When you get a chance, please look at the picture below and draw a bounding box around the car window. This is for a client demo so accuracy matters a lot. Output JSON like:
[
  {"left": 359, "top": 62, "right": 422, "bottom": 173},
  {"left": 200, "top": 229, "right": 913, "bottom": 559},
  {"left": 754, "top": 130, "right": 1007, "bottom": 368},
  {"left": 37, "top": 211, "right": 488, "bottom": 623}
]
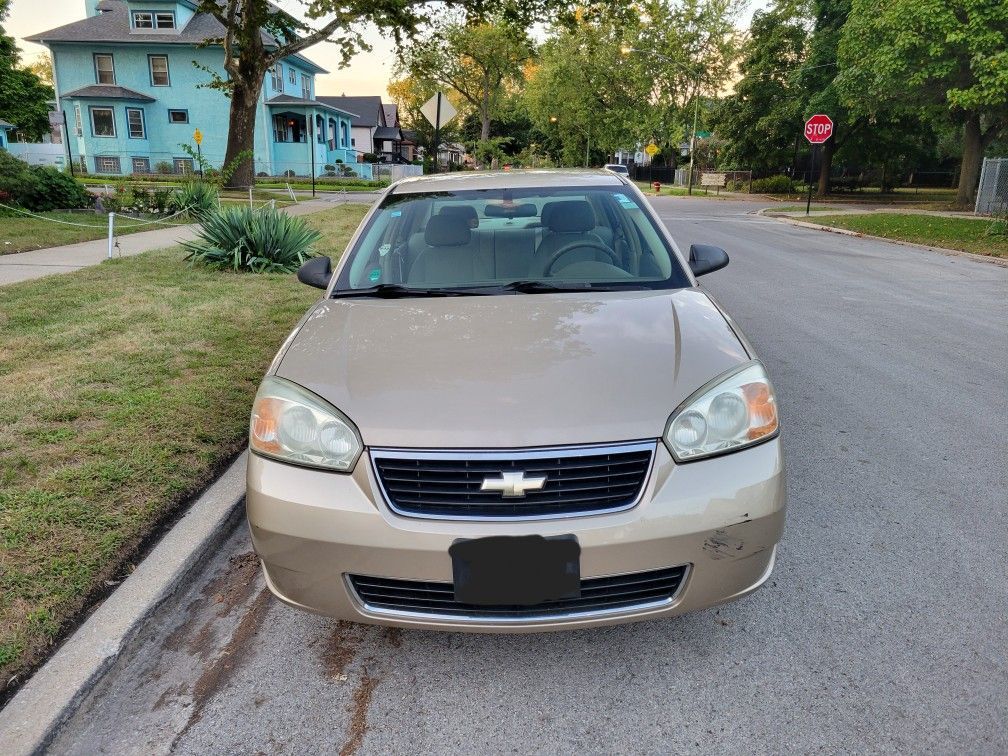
[{"left": 334, "top": 186, "right": 690, "bottom": 293}]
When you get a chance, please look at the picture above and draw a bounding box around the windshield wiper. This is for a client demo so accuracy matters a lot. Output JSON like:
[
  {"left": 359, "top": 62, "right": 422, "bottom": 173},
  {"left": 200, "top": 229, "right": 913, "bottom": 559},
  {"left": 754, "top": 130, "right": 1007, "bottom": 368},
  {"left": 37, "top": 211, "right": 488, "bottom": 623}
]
[
  {"left": 331, "top": 284, "right": 494, "bottom": 299},
  {"left": 500, "top": 280, "right": 647, "bottom": 294}
]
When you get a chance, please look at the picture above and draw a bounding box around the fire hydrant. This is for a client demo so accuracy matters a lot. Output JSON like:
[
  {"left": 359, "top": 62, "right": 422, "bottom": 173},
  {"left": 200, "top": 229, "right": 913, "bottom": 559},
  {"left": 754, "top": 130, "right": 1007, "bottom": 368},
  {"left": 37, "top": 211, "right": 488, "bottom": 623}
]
[{"left": 652, "top": 181, "right": 661, "bottom": 195}]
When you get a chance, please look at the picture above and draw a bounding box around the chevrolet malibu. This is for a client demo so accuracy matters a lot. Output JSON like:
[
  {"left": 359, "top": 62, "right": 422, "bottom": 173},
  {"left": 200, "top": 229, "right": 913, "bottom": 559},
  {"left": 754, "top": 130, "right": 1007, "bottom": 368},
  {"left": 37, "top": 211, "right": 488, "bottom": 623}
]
[{"left": 247, "top": 170, "right": 785, "bottom": 631}]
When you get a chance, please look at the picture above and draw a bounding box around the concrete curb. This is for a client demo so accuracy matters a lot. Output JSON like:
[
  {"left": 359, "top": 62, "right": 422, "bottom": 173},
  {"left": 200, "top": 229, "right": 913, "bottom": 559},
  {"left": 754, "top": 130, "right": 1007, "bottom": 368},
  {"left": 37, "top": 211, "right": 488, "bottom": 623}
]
[
  {"left": 0, "top": 452, "right": 248, "bottom": 755},
  {"left": 763, "top": 212, "right": 1008, "bottom": 268}
]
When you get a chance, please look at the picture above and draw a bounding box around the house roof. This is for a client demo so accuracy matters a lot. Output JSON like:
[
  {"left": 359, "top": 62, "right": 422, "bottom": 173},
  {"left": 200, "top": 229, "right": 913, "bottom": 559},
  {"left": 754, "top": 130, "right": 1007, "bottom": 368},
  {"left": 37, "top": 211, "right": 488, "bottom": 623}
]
[
  {"left": 382, "top": 104, "right": 398, "bottom": 126},
  {"left": 62, "top": 84, "right": 156, "bottom": 102},
  {"left": 401, "top": 129, "right": 418, "bottom": 144},
  {"left": 265, "top": 95, "right": 357, "bottom": 117},
  {"left": 373, "top": 126, "right": 402, "bottom": 142},
  {"left": 316, "top": 96, "right": 384, "bottom": 128},
  {"left": 26, "top": 0, "right": 328, "bottom": 74}
]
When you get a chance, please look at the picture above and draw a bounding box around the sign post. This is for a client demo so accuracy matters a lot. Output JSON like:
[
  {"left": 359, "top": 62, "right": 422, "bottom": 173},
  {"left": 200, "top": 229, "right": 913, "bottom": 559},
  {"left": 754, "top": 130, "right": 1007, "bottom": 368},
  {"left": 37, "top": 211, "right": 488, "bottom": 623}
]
[
  {"left": 193, "top": 128, "right": 204, "bottom": 179},
  {"left": 421, "top": 92, "right": 457, "bottom": 175},
  {"left": 803, "top": 114, "right": 833, "bottom": 215}
]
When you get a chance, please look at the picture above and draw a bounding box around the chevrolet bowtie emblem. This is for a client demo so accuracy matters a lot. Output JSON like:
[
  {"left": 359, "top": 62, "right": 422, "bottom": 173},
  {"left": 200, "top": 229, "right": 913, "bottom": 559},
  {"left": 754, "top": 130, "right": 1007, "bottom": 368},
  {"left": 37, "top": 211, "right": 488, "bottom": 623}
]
[{"left": 480, "top": 471, "right": 547, "bottom": 498}]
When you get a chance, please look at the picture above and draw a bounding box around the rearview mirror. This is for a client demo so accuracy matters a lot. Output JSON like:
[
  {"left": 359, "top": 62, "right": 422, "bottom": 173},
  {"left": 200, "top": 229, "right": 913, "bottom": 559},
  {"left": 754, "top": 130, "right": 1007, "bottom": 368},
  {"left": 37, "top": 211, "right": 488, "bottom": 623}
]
[
  {"left": 688, "top": 244, "right": 729, "bottom": 277},
  {"left": 297, "top": 256, "right": 332, "bottom": 289}
]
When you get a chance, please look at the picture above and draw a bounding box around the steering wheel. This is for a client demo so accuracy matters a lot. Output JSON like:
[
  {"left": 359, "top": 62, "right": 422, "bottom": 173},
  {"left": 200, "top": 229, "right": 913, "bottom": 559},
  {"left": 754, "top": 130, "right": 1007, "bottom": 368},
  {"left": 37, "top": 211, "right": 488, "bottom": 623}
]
[{"left": 543, "top": 239, "right": 621, "bottom": 277}]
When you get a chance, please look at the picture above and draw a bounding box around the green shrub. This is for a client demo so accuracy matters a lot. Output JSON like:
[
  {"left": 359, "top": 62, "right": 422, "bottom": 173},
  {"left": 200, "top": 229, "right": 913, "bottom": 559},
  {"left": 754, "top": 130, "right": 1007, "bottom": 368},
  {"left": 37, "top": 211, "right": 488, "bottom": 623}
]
[
  {"left": 172, "top": 181, "right": 219, "bottom": 219},
  {"left": 181, "top": 206, "right": 322, "bottom": 273},
  {"left": 0, "top": 151, "right": 92, "bottom": 211},
  {"left": 155, "top": 161, "right": 173, "bottom": 175},
  {"left": 750, "top": 175, "right": 796, "bottom": 194}
]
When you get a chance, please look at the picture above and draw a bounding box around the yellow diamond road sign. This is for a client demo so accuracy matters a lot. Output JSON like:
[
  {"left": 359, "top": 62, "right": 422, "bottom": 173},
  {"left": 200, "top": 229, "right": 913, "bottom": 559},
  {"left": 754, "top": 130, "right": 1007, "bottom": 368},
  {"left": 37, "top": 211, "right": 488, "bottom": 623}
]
[
  {"left": 645, "top": 143, "right": 659, "bottom": 157},
  {"left": 193, "top": 129, "right": 203, "bottom": 145}
]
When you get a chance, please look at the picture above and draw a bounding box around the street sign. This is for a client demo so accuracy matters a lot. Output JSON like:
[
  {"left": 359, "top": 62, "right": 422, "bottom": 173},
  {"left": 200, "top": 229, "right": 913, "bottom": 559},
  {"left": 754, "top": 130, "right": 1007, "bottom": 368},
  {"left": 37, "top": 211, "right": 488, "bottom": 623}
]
[
  {"left": 645, "top": 143, "right": 659, "bottom": 157},
  {"left": 421, "top": 92, "right": 457, "bottom": 129},
  {"left": 804, "top": 114, "right": 833, "bottom": 144},
  {"left": 193, "top": 128, "right": 203, "bottom": 145}
]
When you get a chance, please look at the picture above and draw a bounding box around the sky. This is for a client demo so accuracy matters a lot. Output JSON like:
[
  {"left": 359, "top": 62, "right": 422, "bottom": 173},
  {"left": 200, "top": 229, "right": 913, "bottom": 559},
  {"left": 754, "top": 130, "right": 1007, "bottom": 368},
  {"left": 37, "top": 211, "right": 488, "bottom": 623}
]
[{"left": 8, "top": 0, "right": 768, "bottom": 101}]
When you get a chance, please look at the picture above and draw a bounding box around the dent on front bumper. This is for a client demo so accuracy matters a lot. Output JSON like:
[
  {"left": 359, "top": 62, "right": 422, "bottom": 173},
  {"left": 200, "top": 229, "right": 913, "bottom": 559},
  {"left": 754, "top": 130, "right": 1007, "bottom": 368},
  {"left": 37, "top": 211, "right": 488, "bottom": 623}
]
[{"left": 246, "top": 438, "right": 786, "bottom": 632}]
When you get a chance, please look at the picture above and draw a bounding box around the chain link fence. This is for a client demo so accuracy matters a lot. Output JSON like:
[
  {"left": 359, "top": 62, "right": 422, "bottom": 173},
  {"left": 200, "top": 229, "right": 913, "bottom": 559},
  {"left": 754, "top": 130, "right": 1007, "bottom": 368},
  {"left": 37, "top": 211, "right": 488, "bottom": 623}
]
[{"left": 975, "top": 158, "right": 1008, "bottom": 217}]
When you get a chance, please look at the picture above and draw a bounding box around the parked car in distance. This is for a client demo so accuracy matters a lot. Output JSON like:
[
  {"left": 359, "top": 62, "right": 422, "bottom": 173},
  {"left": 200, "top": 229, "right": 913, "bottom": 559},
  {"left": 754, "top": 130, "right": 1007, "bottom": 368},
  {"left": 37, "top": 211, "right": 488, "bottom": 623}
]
[
  {"left": 604, "top": 163, "right": 630, "bottom": 175},
  {"left": 247, "top": 169, "right": 785, "bottom": 632}
]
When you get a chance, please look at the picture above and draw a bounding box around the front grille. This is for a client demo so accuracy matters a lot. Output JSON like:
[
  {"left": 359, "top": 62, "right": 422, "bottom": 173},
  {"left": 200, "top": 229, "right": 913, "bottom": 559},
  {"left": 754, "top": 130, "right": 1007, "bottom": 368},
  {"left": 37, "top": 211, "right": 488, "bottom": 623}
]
[
  {"left": 371, "top": 442, "right": 655, "bottom": 520},
  {"left": 347, "top": 565, "right": 688, "bottom": 621}
]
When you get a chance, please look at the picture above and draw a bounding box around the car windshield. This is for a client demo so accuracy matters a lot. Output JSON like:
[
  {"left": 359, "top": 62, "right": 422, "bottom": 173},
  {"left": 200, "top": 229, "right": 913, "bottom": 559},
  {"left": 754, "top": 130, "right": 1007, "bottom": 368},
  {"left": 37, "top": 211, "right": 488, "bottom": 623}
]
[{"left": 332, "top": 185, "right": 691, "bottom": 296}]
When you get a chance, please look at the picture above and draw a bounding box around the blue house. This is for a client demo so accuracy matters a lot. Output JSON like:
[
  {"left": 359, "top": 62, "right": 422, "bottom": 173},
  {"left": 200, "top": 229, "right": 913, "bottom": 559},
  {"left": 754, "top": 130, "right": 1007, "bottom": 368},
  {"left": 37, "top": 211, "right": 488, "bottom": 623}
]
[
  {"left": 27, "top": 0, "right": 371, "bottom": 179},
  {"left": 0, "top": 120, "right": 15, "bottom": 150}
]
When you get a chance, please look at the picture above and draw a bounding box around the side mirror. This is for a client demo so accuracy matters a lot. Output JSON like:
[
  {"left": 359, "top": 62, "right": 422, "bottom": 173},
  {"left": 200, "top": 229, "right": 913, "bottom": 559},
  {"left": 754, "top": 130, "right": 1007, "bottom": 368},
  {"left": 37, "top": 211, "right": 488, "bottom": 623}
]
[
  {"left": 297, "top": 256, "right": 332, "bottom": 289},
  {"left": 688, "top": 244, "right": 729, "bottom": 277}
]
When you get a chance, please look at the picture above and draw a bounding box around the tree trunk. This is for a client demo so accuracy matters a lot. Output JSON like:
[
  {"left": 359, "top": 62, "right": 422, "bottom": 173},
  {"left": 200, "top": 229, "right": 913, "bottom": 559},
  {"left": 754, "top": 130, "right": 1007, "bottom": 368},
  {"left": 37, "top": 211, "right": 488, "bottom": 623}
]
[
  {"left": 480, "top": 113, "right": 490, "bottom": 142},
  {"left": 955, "top": 113, "right": 983, "bottom": 209},
  {"left": 224, "top": 80, "right": 261, "bottom": 190},
  {"left": 817, "top": 137, "right": 835, "bottom": 197}
]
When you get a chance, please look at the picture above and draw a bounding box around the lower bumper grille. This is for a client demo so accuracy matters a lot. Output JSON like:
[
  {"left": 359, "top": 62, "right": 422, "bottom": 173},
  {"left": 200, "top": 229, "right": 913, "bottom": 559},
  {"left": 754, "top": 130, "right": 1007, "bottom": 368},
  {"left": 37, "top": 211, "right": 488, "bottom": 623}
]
[{"left": 347, "top": 565, "right": 689, "bottom": 621}]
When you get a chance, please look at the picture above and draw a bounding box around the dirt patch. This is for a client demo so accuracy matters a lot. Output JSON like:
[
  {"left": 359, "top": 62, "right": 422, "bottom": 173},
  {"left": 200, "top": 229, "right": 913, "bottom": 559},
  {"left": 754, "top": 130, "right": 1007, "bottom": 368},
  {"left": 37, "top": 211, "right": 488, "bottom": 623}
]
[
  {"left": 340, "top": 665, "right": 381, "bottom": 756},
  {"left": 322, "top": 621, "right": 364, "bottom": 680},
  {"left": 384, "top": 627, "right": 402, "bottom": 648},
  {"left": 173, "top": 587, "right": 272, "bottom": 746}
]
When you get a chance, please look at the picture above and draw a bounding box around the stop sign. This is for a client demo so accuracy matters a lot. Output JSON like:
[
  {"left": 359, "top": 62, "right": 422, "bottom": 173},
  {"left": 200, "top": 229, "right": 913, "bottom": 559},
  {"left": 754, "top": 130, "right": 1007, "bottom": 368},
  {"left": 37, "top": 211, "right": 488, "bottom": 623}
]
[{"left": 804, "top": 114, "right": 833, "bottom": 144}]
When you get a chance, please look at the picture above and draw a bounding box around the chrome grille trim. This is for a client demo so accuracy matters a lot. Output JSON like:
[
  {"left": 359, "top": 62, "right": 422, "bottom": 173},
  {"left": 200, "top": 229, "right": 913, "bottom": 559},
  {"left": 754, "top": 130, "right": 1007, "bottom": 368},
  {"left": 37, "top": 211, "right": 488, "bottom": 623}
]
[
  {"left": 344, "top": 564, "right": 691, "bottom": 624},
  {"left": 369, "top": 441, "right": 657, "bottom": 521}
]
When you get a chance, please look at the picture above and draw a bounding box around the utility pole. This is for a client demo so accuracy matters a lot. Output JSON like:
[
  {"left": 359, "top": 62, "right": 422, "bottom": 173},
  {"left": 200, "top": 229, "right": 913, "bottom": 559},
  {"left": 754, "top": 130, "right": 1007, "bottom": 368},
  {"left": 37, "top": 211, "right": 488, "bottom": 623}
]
[{"left": 687, "top": 74, "right": 700, "bottom": 195}]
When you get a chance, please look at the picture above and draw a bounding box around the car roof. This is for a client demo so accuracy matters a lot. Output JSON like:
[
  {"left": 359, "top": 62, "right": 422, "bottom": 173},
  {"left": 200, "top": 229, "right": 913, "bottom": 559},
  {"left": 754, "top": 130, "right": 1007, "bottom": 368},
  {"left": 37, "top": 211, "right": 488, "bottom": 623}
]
[{"left": 389, "top": 169, "right": 626, "bottom": 194}]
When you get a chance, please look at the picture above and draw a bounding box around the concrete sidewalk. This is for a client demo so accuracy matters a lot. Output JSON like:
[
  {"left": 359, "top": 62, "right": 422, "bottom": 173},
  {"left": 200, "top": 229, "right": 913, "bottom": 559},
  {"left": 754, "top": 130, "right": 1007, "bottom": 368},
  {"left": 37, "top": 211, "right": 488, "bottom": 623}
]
[{"left": 0, "top": 198, "right": 359, "bottom": 287}]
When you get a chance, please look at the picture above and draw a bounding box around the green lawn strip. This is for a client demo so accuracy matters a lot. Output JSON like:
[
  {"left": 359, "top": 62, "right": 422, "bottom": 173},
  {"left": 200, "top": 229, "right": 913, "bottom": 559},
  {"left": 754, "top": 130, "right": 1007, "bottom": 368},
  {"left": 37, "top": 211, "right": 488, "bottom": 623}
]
[
  {"left": 0, "top": 203, "right": 368, "bottom": 690},
  {"left": 809, "top": 213, "right": 1007, "bottom": 257},
  {"left": 0, "top": 211, "right": 160, "bottom": 255}
]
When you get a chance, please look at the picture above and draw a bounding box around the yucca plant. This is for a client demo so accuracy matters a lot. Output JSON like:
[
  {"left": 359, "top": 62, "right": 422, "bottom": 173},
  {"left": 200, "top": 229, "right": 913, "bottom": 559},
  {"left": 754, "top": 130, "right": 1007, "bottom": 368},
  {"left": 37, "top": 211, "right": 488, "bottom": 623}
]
[
  {"left": 181, "top": 205, "right": 323, "bottom": 273},
  {"left": 172, "top": 181, "right": 219, "bottom": 219}
]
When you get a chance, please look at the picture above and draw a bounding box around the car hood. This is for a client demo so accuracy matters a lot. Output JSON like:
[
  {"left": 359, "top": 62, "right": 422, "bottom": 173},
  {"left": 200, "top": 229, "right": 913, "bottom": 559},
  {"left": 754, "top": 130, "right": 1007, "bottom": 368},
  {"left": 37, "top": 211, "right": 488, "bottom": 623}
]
[{"left": 276, "top": 289, "right": 749, "bottom": 448}]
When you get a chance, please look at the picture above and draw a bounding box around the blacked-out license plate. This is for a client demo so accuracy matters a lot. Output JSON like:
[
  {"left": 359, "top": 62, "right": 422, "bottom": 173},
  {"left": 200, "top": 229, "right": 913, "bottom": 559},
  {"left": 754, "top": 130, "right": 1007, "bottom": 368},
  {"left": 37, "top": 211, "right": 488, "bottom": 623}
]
[{"left": 449, "top": 535, "right": 581, "bottom": 606}]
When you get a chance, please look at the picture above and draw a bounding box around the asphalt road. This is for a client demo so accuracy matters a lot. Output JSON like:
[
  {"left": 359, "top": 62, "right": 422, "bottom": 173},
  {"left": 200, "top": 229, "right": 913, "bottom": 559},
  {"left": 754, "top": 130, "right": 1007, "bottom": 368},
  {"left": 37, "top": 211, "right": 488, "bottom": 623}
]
[{"left": 51, "top": 196, "right": 1007, "bottom": 755}]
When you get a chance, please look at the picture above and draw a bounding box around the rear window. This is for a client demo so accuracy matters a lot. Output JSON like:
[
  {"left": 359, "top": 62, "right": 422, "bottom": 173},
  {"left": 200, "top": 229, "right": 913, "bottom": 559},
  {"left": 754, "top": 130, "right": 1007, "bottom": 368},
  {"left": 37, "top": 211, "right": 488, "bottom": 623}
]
[{"left": 335, "top": 186, "right": 690, "bottom": 293}]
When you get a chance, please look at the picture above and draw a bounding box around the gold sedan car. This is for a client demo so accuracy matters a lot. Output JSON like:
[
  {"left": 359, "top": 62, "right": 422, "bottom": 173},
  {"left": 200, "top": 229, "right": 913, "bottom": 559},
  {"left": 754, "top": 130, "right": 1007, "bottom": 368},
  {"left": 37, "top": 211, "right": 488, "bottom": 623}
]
[{"left": 246, "top": 170, "right": 785, "bottom": 632}]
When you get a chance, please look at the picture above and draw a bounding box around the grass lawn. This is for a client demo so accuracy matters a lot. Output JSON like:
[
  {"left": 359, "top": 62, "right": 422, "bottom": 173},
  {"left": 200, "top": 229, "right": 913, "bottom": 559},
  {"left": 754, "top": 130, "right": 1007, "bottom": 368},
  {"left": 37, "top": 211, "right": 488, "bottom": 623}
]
[
  {"left": 0, "top": 211, "right": 161, "bottom": 255},
  {"left": 809, "top": 213, "right": 1007, "bottom": 257},
  {"left": 0, "top": 203, "right": 369, "bottom": 695}
]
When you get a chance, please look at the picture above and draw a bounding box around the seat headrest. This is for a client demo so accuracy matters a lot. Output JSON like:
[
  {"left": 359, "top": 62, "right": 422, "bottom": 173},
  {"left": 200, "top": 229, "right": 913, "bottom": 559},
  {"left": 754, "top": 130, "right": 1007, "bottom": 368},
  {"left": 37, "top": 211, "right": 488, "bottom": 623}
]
[
  {"left": 439, "top": 205, "right": 479, "bottom": 228},
  {"left": 425, "top": 214, "right": 471, "bottom": 246},
  {"left": 546, "top": 200, "right": 595, "bottom": 233}
]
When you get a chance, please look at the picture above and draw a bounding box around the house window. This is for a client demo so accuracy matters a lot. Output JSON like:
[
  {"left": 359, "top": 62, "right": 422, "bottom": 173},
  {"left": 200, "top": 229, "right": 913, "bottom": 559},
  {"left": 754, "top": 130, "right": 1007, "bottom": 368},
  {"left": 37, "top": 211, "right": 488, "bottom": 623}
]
[
  {"left": 90, "top": 107, "right": 116, "bottom": 137},
  {"left": 173, "top": 157, "right": 194, "bottom": 174},
  {"left": 149, "top": 55, "right": 170, "bottom": 86},
  {"left": 133, "top": 11, "right": 174, "bottom": 29},
  {"left": 94, "top": 54, "right": 115, "bottom": 85},
  {"left": 132, "top": 157, "right": 151, "bottom": 174},
  {"left": 168, "top": 109, "right": 189, "bottom": 124},
  {"left": 350, "top": 137, "right": 355, "bottom": 147},
  {"left": 95, "top": 156, "right": 121, "bottom": 174},
  {"left": 74, "top": 104, "right": 83, "bottom": 136},
  {"left": 272, "top": 114, "right": 288, "bottom": 143},
  {"left": 271, "top": 65, "right": 283, "bottom": 91},
  {"left": 126, "top": 108, "right": 146, "bottom": 139},
  {"left": 301, "top": 76, "right": 311, "bottom": 100},
  {"left": 289, "top": 67, "right": 297, "bottom": 85}
]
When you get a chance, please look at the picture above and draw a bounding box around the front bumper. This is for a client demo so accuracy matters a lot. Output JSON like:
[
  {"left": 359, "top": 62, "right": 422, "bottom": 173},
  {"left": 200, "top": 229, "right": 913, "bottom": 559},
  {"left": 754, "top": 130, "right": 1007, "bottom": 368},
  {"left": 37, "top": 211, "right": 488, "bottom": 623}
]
[{"left": 246, "top": 438, "right": 786, "bottom": 632}]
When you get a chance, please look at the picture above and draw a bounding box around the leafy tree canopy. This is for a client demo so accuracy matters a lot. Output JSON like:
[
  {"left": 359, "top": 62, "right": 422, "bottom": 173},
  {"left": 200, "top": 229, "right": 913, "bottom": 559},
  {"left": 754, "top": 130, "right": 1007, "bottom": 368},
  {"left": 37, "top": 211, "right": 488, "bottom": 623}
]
[{"left": 0, "top": 0, "right": 55, "bottom": 140}]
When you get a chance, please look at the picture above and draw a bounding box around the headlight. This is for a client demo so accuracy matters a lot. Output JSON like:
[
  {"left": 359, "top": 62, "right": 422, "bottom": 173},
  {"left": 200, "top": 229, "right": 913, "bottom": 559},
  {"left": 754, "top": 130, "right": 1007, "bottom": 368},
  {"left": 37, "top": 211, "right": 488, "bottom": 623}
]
[
  {"left": 249, "top": 376, "right": 363, "bottom": 472},
  {"left": 664, "top": 362, "right": 779, "bottom": 462}
]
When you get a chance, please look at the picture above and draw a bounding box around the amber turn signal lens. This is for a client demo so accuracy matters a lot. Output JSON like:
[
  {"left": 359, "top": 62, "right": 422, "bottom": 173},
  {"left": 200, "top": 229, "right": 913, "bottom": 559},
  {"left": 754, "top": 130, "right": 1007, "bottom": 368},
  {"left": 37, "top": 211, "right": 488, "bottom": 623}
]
[{"left": 742, "top": 382, "right": 778, "bottom": 440}]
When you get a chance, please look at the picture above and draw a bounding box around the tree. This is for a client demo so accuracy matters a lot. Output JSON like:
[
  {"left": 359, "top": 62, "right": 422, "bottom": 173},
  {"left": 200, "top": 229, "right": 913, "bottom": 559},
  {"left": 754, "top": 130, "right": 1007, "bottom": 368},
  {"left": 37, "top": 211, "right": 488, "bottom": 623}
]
[
  {"left": 27, "top": 53, "right": 53, "bottom": 86},
  {"left": 387, "top": 74, "right": 463, "bottom": 157},
  {"left": 0, "top": 0, "right": 54, "bottom": 140},
  {"left": 715, "top": 3, "right": 807, "bottom": 175},
  {"left": 194, "top": 0, "right": 563, "bottom": 189},
  {"left": 524, "top": 9, "right": 652, "bottom": 165},
  {"left": 396, "top": 14, "right": 532, "bottom": 142},
  {"left": 838, "top": 0, "right": 1008, "bottom": 207}
]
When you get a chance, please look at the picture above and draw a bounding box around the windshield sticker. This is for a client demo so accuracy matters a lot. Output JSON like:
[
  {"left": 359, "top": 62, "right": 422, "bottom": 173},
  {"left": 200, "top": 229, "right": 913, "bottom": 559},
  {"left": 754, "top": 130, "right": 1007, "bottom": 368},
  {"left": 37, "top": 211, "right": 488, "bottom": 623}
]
[
  {"left": 614, "top": 193, "right": 637, "bottom": 209},
  {"left": 390, "top": 210, "right": 402, "bottom": 217},
  {"left": 379, "top": 243, "right": 391, "bottom": 256},
  {"left": 368, "top": 268, "right": 381, "bottom": 283}
]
